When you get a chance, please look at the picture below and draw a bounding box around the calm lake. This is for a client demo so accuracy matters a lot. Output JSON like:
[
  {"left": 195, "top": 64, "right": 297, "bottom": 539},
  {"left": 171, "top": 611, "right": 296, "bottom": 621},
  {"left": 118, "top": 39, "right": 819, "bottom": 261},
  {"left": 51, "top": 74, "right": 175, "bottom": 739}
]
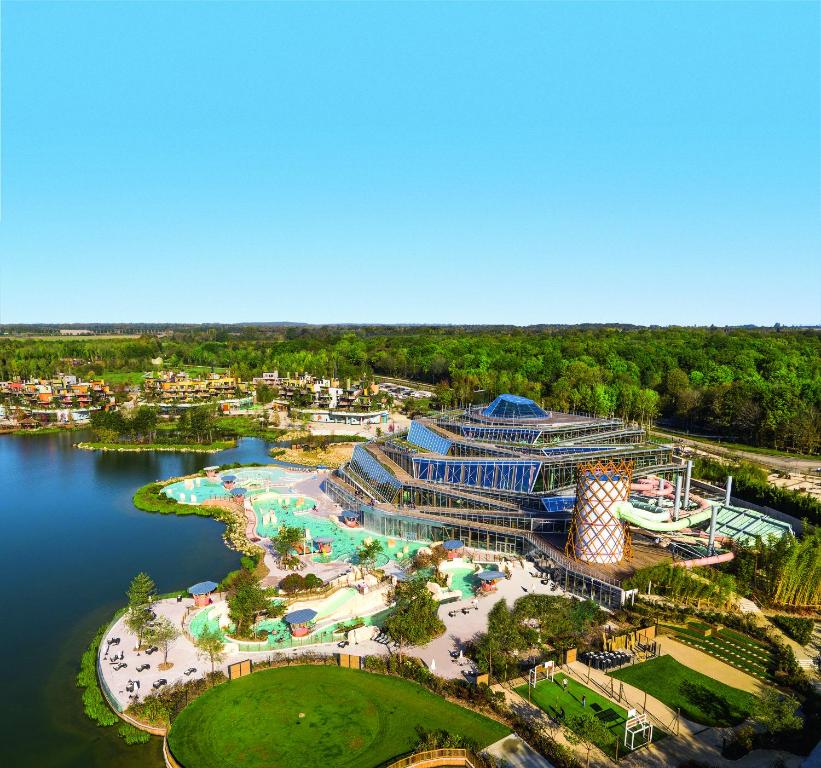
[{"left": 0, "top": 431, "right": 275, "bottom": 766}]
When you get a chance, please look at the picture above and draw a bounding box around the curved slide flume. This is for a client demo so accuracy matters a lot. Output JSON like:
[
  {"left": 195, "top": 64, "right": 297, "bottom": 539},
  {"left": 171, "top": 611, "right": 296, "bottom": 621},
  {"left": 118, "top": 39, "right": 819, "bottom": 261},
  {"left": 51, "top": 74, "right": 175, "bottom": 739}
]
[{"left": 612, "top": 501, "right": 714, "bottom": 532}]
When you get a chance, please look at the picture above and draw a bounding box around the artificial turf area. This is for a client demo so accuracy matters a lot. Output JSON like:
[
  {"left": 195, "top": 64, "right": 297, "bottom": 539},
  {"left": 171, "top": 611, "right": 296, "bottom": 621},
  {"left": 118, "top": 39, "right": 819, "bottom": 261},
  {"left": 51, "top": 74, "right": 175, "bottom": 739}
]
[
  {"left": 167, "top": 666, "right": 509, "bottom": 768},
  {"left": 609, "top": 655, "right": 754, "bottom": 727},
  {"left": 514, "top": 673, "right": 646, "bottom": 758}
]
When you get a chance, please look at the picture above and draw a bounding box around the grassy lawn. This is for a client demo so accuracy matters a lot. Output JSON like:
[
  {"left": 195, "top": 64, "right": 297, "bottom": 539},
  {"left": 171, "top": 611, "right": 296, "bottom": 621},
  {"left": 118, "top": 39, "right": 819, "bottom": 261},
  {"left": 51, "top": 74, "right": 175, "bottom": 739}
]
[
  {"left": 514, "top": 673, "right": 650, "bottom": 758},
  {"left": 97, "top": 370, "right": 147, "bottom": 386},
  {"left": 610, "top": 655, "right": 754, "bottom": 727},
  {"left": 216, "top": 415, "right": 286, "bottom": 440},
  {"left": 167, "top": 666, "right": 509, "bottom": 768}
]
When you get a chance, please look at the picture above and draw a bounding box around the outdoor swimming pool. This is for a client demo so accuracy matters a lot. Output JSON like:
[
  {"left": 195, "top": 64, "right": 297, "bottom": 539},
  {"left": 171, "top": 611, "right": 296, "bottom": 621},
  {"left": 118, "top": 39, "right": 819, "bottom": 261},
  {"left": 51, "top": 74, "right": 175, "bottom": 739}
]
[
  {"left": 447, "top": 566, "right": 478, "bottom": 597},
  {"left": 162, "top": 466, "right": 302, "bottom": 504}
]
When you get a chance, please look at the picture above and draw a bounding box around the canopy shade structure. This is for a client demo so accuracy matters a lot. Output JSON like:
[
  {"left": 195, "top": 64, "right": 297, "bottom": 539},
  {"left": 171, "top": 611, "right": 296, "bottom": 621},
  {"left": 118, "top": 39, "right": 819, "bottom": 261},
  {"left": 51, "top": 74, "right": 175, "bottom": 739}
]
[
  {"left": 284, "top": 609, "right": 318, "bottom": 625},
  {"left": 482, "top": 394, "right": 548, "bottom": 420},
  {"left": 393, "top": 571, "right": 413, "bottom": 582},
  {"left": 443, "top": 539, "right": 464, "bottom": 551},
  {"left": 476, "top": 570, "right": 506, "bottom": 582},
  {"left": 342, "top": 511, "right": 359, "bottom": 518},
  {"left": 313, "top": 536, "right": 335, "bottom": 544},
  {"left": 230, "top": 487, "right": 248, "bottom": 496},
  {"left": 203, "top": 466, "right": 220, "bottom": 472},
  {"left": 221, "top": 474, "right": 237, "bottom": 482},
  {"left": 188, "top": 581, "right": 219, "bottom": 595}
]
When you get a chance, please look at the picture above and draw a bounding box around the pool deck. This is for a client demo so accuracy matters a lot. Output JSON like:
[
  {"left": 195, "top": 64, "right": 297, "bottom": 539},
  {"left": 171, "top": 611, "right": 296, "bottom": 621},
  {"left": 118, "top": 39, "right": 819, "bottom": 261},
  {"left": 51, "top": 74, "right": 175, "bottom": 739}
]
[{"left": 98, "top": 559, "right": 566, "bottom": 712}]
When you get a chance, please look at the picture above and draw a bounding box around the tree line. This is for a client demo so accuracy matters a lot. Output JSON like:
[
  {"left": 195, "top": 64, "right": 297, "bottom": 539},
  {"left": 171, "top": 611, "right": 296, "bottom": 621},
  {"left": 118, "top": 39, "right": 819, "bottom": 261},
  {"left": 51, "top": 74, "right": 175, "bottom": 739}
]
[{"left": 2, "top": 325, "right": 818, "bottom": 451}]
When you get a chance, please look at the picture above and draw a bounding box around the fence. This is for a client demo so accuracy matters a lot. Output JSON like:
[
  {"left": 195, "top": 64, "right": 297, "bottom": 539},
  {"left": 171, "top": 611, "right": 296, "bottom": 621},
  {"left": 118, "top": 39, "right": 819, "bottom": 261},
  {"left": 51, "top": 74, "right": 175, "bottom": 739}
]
[{"left": 383, "top": 748, "right": 476, "bottom": 768}]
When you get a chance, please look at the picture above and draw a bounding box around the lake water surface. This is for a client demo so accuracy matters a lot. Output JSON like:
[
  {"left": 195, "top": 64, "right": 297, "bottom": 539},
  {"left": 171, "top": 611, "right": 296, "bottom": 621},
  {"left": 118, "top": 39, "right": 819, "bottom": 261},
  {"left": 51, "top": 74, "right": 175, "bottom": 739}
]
[{"left": 0, "top": 431, "right": 274, "bottom": 766}]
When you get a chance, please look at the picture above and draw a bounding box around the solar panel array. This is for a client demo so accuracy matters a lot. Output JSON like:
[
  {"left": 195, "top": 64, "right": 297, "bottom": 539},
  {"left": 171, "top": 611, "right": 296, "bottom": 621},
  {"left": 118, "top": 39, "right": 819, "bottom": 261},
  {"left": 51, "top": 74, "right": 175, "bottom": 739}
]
[{"left": 541, "top": 496, "right": 576, "bottom": 513}]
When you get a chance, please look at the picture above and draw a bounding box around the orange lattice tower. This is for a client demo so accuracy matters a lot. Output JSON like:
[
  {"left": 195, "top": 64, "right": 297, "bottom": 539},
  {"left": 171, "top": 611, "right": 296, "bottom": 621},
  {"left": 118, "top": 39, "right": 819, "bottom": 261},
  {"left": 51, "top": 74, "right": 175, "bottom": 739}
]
[{"left": 566, "top": 460, "right": 635, "bottom": 564}]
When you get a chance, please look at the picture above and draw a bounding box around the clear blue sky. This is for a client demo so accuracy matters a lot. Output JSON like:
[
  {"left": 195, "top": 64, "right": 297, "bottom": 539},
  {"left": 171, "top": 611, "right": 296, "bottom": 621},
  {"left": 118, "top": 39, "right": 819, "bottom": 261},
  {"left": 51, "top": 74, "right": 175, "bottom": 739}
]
[{"left": 1, "top": 0, "right": 819, "bottom": 326}]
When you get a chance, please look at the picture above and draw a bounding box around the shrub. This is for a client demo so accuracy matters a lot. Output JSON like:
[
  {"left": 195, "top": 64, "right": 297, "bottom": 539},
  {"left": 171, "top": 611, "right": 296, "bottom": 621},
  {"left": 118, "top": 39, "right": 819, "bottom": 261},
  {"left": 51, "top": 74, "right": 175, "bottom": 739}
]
[
  {"left": 76, "top": 622, "right": 117, "bottom": 727},
  {"left": 304, "top": 573, "right": 323, "bottom": 589},
  {"left": 770, "top": 616, "right": 815, "bottom": 646},
  {"left": 118, "top": 722, "right": 151, "bottom": 745},
  {"left": 278, "top": 573, "right": 305, "bottom": 593}
]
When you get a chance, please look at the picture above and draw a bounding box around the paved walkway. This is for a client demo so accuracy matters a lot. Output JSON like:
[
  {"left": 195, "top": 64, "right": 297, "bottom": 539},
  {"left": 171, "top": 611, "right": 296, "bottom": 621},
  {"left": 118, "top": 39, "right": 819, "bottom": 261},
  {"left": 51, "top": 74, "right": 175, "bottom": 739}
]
[
  {"left": 409, "top": 560, "right": 571, "bottom": 680},
  {"left": 485, "top": 734, "right": 555, "bottom": 768}
]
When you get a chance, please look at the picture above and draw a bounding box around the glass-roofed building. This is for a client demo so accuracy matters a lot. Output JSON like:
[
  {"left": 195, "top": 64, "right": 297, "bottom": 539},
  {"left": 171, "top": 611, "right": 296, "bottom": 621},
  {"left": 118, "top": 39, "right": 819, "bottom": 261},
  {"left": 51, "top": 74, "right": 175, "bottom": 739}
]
[
  {"left": 324, "top": 394, "right": 792, "bottom": 609},
  {"left": 321, "top": 395, "right": 681, "bottom": 608}
]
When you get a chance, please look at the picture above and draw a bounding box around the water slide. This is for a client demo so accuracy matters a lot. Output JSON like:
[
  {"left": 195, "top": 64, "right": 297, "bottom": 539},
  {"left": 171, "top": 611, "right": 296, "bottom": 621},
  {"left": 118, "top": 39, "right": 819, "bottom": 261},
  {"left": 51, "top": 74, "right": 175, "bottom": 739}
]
[{"left": 612, "top": 500, "right": 714, "bottom": 532}]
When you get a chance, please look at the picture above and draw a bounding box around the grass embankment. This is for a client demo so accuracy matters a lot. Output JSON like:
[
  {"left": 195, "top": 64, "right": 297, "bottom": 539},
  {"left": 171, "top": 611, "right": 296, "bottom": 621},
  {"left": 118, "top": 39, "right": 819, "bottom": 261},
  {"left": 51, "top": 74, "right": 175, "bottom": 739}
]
[
  {"left": 660, "top": 622, "right": 776, "bottom": 682},
  {"left": 132, "top": 478, "right": 264, "bottom": 562},
  {"left": 514, "top": 672, "right": 652, "bottom": 758},
  {"left": 167, "top": 665, "right": 509, "bottom": 768},
  {"left": 76, "top": 618, "right": 151, "bottom": 745},
  {"left": 77, "top": 439, "right": 236, "bottom": 452},
  {"left": 609, "top": 655, "right": 754, "bottom": 727},
  {"left": 651, "top": 429, "right": 821, "bottom": 461}
]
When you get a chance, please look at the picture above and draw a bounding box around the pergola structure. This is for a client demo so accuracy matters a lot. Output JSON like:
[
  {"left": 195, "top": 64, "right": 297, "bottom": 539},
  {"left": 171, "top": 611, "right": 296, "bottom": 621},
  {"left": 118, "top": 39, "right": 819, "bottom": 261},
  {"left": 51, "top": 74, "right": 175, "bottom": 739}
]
[
  {"left": 284, "top": 608, "right": 318, "bottom": 637},
  {"left": 476, "top": 570, "right": 506, "bottom": 593},
  {"left": 188, "top": 580, "right": 219, "bottom": 608}
]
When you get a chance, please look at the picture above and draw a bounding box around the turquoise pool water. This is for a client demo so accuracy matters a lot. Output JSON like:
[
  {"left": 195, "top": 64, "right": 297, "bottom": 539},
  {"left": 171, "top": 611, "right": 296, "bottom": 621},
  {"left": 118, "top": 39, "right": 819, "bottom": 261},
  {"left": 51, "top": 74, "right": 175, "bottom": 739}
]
[
  {"left": 163, "top": 466, "right": 302, "bottom": 504},
  {"left": 189, "top": 605, "right": 235, "bottom": 638},
  {"left": 165, "top": 465, "right": 426, "bottom": 573},
  {"left": 253, "top": 491, "right": 424, "bottom": 565},
  {"left": 190, "top": 596, "right": 390, "bottom": 651},
  {"left": 447, "top": 566, "right": 478, "bottom": 597}
]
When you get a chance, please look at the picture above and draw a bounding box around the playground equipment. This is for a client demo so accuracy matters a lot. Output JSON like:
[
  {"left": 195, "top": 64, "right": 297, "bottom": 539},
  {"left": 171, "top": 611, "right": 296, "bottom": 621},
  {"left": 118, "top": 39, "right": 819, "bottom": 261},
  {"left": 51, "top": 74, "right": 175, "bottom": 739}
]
[
  {"left": 624, "top": 708, "right": 654, "bottom": 750},
  {"left": 528, "top": 660, "right": 555, "bottom": 687}
]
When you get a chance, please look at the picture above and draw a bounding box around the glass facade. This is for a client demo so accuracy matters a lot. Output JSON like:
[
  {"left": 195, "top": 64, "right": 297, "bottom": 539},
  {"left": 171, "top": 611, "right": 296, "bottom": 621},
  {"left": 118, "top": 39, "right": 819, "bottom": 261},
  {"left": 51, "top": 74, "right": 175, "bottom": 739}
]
[
  {"left": 407, "top": 421, "right": 453, "bottom": 455},
  {"left": 482, "top": 394, "right": 549, "bottom": 420},
  {"left": 413, "top": 457, "right": 542, "bottom": 493},
  {"left": 460, "top": 425, "right": 542, "bottom": 444},
  {"left": 348, "top": 445, "right": 402, "bottom": 502}
]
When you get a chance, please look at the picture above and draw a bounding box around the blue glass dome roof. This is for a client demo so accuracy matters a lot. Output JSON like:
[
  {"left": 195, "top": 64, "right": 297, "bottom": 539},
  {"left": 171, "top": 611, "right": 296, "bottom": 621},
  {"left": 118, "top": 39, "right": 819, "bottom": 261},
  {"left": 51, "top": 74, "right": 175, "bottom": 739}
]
[{"left": 482, "top": 394, "right": 548, "bottom": 420}]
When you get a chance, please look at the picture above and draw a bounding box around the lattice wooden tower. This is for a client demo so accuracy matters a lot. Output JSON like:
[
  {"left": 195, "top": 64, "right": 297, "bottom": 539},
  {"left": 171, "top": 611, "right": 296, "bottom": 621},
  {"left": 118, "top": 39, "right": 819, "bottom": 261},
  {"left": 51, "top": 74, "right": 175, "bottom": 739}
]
[{"left": 566, "top": 459, "right": 635, "bottom": 564}]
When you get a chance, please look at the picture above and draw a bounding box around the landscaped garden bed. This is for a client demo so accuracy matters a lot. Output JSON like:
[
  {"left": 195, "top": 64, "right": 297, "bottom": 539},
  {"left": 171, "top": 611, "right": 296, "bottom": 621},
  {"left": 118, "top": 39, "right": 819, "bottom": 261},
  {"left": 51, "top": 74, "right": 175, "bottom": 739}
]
[{"left": 660, "top": 621, "right": 776, "bottom": 682}]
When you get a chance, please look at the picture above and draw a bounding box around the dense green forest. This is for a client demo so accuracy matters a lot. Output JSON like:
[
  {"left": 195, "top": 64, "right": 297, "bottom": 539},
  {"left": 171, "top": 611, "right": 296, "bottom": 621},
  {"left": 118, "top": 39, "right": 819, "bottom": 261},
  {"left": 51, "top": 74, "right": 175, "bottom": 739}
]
[{"left": 1, "top": 325, "right": 819, "bottom": 452}]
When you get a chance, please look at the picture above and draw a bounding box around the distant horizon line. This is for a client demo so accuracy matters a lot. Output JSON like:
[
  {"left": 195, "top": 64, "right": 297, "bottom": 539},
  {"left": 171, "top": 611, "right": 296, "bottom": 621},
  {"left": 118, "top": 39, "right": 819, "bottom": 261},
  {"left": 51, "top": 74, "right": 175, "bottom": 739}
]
[{"left": 2, "top": 322, "right": 820, "bottom": 331}]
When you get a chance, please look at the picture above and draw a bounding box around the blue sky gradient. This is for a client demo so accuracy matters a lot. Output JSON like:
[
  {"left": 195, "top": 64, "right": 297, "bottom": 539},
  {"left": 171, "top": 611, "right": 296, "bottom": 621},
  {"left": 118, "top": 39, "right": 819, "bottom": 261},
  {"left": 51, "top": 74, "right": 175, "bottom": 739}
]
[{"left": 1, "top": 0, "right": 819, "bottom": 325}]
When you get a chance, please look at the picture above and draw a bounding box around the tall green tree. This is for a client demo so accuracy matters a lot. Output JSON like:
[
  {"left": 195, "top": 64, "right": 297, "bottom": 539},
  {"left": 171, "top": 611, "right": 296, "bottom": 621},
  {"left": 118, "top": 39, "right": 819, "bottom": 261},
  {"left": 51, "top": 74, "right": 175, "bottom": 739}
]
[
  {"left": 384, "top": 577, "right": 445, "bottom": 658},
  {"left": 356, "top": 539, "right": 384, "bottom": 573},
  {"left": 194, "top": 626, "right": 227, "bottom": 674},
  {"left": 227, "top": 569, "right": 271, "bottom": 637},
  {"left": 144, "top": 616, "right": 179, "bottom": 665},
  {"left": 124, "top": 572, "right": 156, "bottom": 648}
]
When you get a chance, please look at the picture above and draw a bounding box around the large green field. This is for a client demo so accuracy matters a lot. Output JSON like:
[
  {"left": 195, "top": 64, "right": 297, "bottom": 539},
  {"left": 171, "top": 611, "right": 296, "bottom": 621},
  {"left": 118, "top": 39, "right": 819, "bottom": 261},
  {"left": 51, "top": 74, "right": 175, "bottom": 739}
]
[
  {"left": 167, "top": 666, "right": 509, "bottom": 768},
  {"left": 609, "top": 655, "right": 754, "bottom": 727}
]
